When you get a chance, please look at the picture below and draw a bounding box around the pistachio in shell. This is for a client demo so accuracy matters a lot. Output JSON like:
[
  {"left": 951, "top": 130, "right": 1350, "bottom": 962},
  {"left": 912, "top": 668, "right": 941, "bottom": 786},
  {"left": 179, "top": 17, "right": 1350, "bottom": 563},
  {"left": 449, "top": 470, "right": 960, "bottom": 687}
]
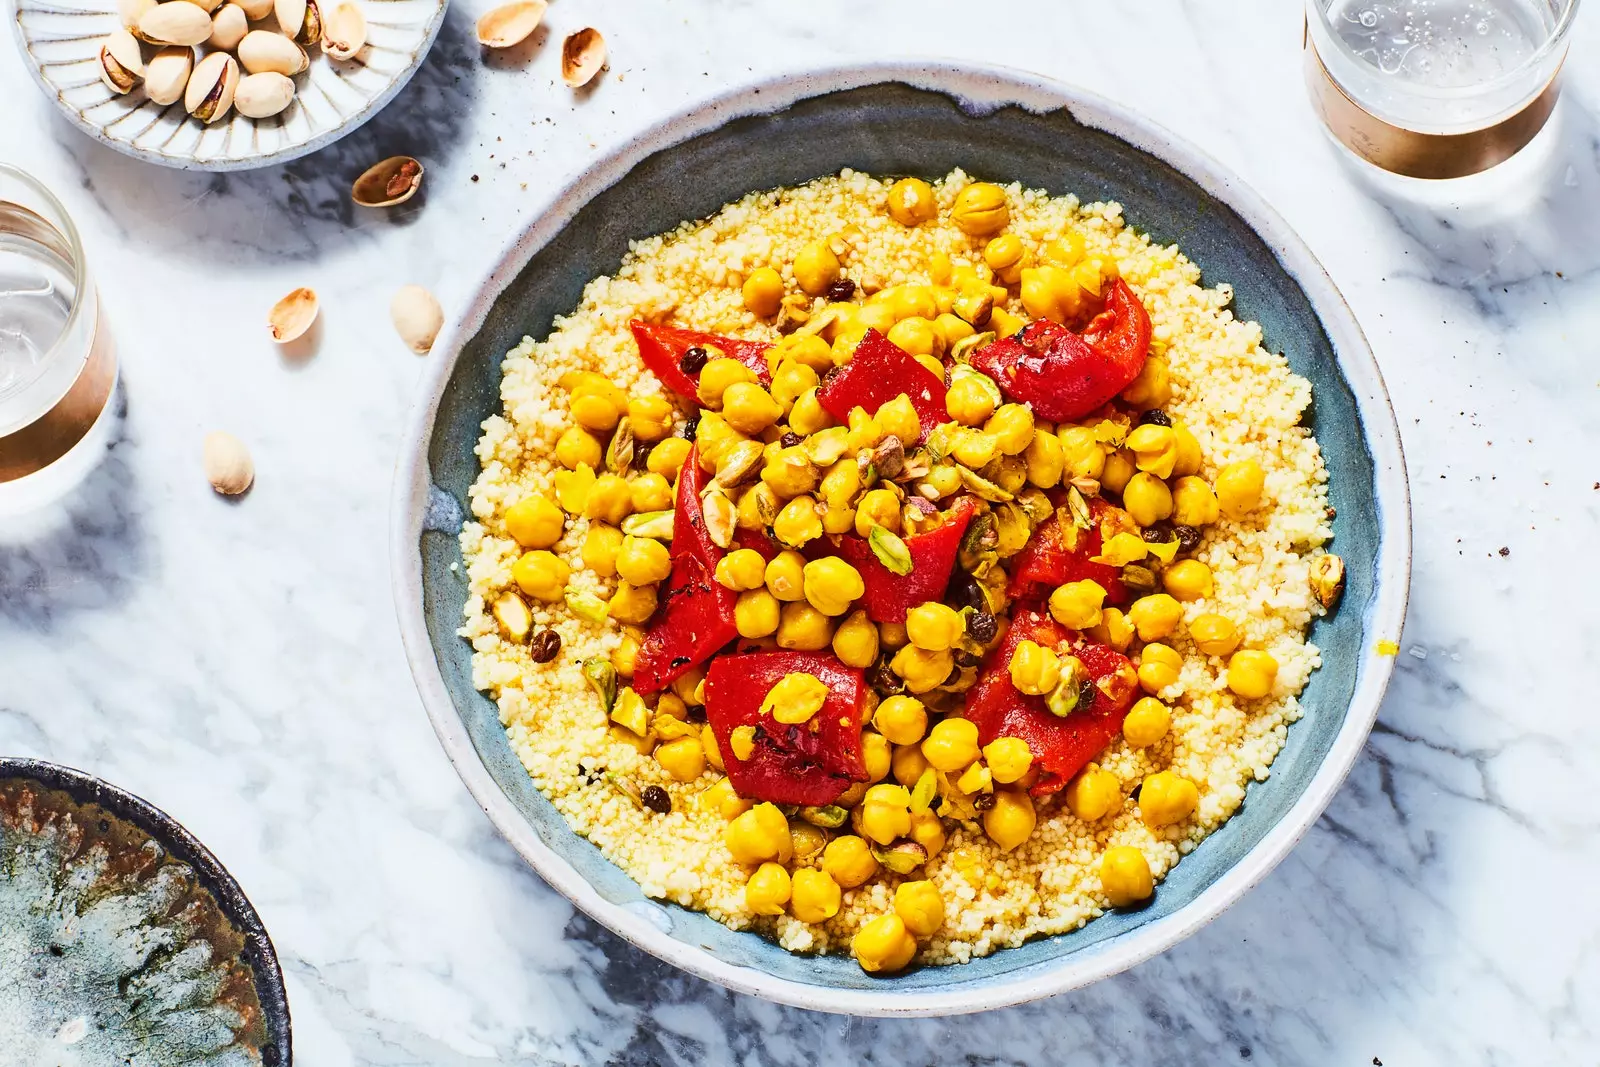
[
  {"left": 474, "top": 0, "right": 545, "bottom": 47},
  {"left": 184, "top": 51, "right": 238, "bottom": 123},
  {"left": 237, "top": 30, "right": 309, "bottom": 76},
  {"left": 559, "top": 27, "right": 605, "bottom": 88},
  {"left": 203, "top": 432, "right": 254, "bottom": 495},
  {"left": 235, "top": 0, "right": 272, "bottom": 18},
  {"left": 141, "top": 46, "right": 192, "bottom": 105},
  {"left": 273, "top": 0, "right": 322, "bottom": 46},
  {"left": 134, "top": 2, "right": 213, "bottom": 46},
  {"left": 206, "top": 3, "right": 247, "bottom": 50},
  {"left": 98, "top": 29, "right": 144, "bottom": 94},
  {"left": 389, "top": 284, "right": 443, "bottom": 354},
  {"left": 268, "top": 287, "right": 318, "bottom": 343},
  {"left": 172, "top": 0, "right": 223, "bottom": 13},
  {"left": 320, "top": 0, "right": 365, "bottom": 59},
  {"left": 351, "top": 155, "right": 422, "bottom": 207},
  {"left": 118, "top": 0, "right": 156, "bottom": 29},
  {"left": 234, "top": 70, "right": 295, "bottom": 118}
]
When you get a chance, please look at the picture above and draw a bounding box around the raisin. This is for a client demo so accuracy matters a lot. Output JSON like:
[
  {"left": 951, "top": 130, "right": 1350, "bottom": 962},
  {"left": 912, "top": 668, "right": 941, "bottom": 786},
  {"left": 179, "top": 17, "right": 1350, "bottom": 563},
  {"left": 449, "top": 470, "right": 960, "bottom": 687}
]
[
  {"left": 1172, "top": 524, "right": 1202, "bottom": 554},
  {"left": 973, "top": 792, "right": 997, "bottom": 812},
  {"left": 1137, "top": 409, "right": 1172, "bottom": 427},
  {"left": 680, "top": 415, "right": 700, "bottom": 440},
  {"left": 1141, "top": 521, "right": 1175, "bottom": 544},
  {"left": 529, "top": 629, "right": 562, "bottom": 663},
  {"left": 947, "top": 571, "right": 988, "bottom": 614},
  {"left": 966, "top": 610, "right": 999, "bottom": 643},
  {"left": 868, "top": 658, "right": 904, "bottom": 696},
  {"left": 678, "top": 346, "right": 709, "bottom": 375},
  {"left": 780, "top": 431, "right": 803, "bottom": 449},
  {"left": 1078, "top": 678, "right": 1097, "bottom": 710},
  {"left": 824, "top": 279, "right": 857, "bottom": 301},
  {"left": 641, "top": 785, "right": 672, "bottom": 814}
]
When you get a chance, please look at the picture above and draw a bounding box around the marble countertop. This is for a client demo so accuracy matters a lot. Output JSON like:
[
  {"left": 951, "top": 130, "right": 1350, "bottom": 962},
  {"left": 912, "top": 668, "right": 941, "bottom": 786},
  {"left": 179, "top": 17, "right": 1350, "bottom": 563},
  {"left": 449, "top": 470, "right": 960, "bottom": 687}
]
[{"left": 4, "top": 1, "right": 1598, "bottom": 1062}]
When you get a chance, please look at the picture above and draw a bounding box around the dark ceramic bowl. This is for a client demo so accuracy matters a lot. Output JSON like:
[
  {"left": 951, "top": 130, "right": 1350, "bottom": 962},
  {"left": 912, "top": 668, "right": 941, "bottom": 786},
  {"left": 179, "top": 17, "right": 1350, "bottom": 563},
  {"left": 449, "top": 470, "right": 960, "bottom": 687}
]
[
  {"left": 393, "top": 64, "right": 1411, "bottom": 1015},
  {"left": 0, "top": 758, "right": 292, "bottom": 1063}
]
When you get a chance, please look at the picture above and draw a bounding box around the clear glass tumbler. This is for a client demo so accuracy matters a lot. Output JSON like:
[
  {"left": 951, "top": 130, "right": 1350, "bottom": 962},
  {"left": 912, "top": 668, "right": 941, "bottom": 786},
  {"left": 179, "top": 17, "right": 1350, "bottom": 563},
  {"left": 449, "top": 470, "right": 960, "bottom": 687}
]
[
  {"left": 1304, "top": 0, "right": 1581, "bottom": 178},
  {"left": 0, "top": 164, "right": 118, "bottom": 513}
]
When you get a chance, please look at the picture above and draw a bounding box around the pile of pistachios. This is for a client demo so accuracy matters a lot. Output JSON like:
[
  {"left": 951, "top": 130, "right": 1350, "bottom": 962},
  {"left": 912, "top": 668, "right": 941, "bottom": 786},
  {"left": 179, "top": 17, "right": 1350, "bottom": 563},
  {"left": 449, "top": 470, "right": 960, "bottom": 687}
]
[{"left": 98, "top": 0, "right": 367, "bottom": 123}]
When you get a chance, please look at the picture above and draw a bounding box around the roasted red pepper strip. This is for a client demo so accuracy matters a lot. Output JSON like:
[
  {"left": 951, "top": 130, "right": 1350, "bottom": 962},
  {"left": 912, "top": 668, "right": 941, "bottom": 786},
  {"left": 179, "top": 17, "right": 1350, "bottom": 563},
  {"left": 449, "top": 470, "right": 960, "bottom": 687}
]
[
  {"left": 632, "top": 447, "right": 738, "bottom": 693},
  {"left": 815, "top": 330, "right": 947, "bottom": 444},
  {"left": 629, "top": 321, "right": 773, "bottom": 400},
  {"left": 964, "top": 609, "right": 1139, "bottom": 796},
  {"left": 969, "top": 279, "right": 1151, "bottom": 422},
  {"left": 1008, "top": 497, "right": 1128, "bottom": 605},
  {"left": 835, "top": 496, "right": 977, "bottom": 623},
  {"left": 704, "top": 651, "right": 869, "bottom": 806}
]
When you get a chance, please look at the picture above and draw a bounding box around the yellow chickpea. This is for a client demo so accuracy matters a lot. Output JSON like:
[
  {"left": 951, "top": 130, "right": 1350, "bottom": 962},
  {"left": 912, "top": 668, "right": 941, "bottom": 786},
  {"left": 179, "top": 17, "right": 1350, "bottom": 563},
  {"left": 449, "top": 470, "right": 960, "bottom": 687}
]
[
  {"left": 1065, "top": 768, "right": 1122, "bottom": 822},
  {"left": 1019, "top": 265, "right": 1081, "bottom": 323},
  {"left": 504, "top": 495, "right": 564, "bottom": 550},
  {"left": 724, "top": 802, "right": 792, "bottom": 865},
  {"left": 512, "top": 551, "right": 569, "bottom": 602},
  {"left": 1008, "top": 639, "right": 1060, "bottom": 696},
  {"left": 570, "top": 390, "right": 622, "bottom": 433},
  {"left": 822, "top": 834, "right": 879, "bottom": 889},
  {"left": 983, "top": 789, "right": 1036, "bottom": 851},
  {"left": 626, "top": 395, "right": 677, "bottom": 443},
  {"left": 894, "top": 880, "right": 946, "bottom": 938},
  {"left": 1123, "top": 697, "right": 1171, "bottom": 747},
  {"left": 647, "top": 436, "right": 691, "bottom": 478},
  {"left": 892, "top": 744, "right": 931, "bottom": 787},
  {"left": 735, "top": 589, "right": 781, "bottom": 639},
  {"left": 1137, "top": 642, "right": 1183, "bottom": 693},
  {"left": 761, "top": 446, "right": 819, "bottom": 499},
  {"left": 714, "top": 548, "right": 767, "bottom": 591},
  {"left": 946, "top": 375, "right": 997, "bottom": 427},
  {"left": 629, "top": 473, "right": 674, "bottom": 513},
  {"left": 985, "top": 403, "right": 1035, "bottom": 456},
  {"left": 831, "top": 608, "right": 880, "bottom": 669},
  {"left": 742, "top": 267, "right": 785, "bottom": 318},
  {"left": 1121, "top": 472, "right": 1174, "bottom": 528},
  {"left": 721, "top": 382, "right": 783, "bottom": 436},
  {"left": 776, "top": 601, "right": 834, "bottom": 651},
  {"left": 615, "top": 535, "right": 671, "bottom": 586},
  {"left": 1101, "top": 450, "right": 1136, "bottom": 495},
  {"left": 1127, "top": 593, "right": 1184, "bottom": 642},
  {"left": 1163, "top": 559, "right": 1214, "bottom": 602},
  {"left": 1121, "top": 354, "right": 1172, "bottom": 409},
  {"left": 1227, "top": 649, "right": 1279, "bottom": 699},
  {"left": 890, "top": 644, "right": 953, "bottom": 695},
  {"left": 983, "top": 737, "right": 1033, "bottom": 784},
  {"left": 921, "top": 717, "right": 980, "bottom": 773},
  {"left": 555, "top": 426, "right": 604, "bottom": 470},
  {"left": 861, "top": 731, "right": 893, "bottom": 782},
  {"left": 794, "top": 241, "right": 841, "bottom": 296},
  {"left": 1216, "top": 459, "right": 1266, "bottom": 519},
  {"left": 788, "top": 388, "right": 836, "bottom": 436},
  {"left": 1172, "top": 424, "right": 1203, "bottom": 477},
  {"left": 1171, "top": 476, "right": 1221, "bottom": 527},
  {"left": 886, "top": 177, "right": 938, "bottom": 226},
  {"left": 1025, "top": 429, "right": 1066, "bottom": 488},
  {"left": 887, "top": 316, "right": 942, "bottom": 357},
  {"left": 853, "top": 914, "right": 917, "bottom": 974},
  {"left": 873, "top": 695, "right": 929, "bottom": 747},
  {"left": 934, "top": 312, "right": 976, "bottom": 349},
  {"left": 773, "top": 496, "right": 823, "bottom": 548},
  {"left": 656, "top": 736, "right": 707, "bottom": 782},
  {"left": 1089, "top": 606, "right": 1135, "bottom": 652},
  {"left": 770, "top": 360, "right": 820, "bottom": 414},
  {"left": 743, "top": 861, "right": 792, "bottom": 915},
  {"left": 1139, "top": 770, "right": 1198, "bottom": 828},
  {"left": 1189, "top": 613, "right": 1240, "bottom": 656},
  {"left": 905, "top": 602, "right": 964, "bottom": 652},
  {"left": 584, "top": 473, "right": 634, "bottom": 525},
  {"left": 696, "top": 357, "right": 757, "bottom": 410},
  {"left": 983, "top": 233, "right": 1025, "bottom": 283},
  {"left": 764, "top": 550, "right": 806, "bottom": 601},
  {"left": 789, "top": 868, "right": 842, "bottom": 923},
  {"left": 854, "top": 488, "right": 901, "bottom": 536},
  {"left": 950, "top": 182, "right": 1010, "bottom": 236},
  {"left": 607, "top": 581, "right": 658, "bottom": 625},
  {"left": 802, "top": 557, "right": 864, "bottom": 617},
  {"left": 1049, "top": 580, "right": 1106, "bottom": 630},
  {"left": 1100, "top": 846, "right": 1155, "bottom": 907},
  {"left": 874, "top": 394, "right": 922, "bottom": 444}
]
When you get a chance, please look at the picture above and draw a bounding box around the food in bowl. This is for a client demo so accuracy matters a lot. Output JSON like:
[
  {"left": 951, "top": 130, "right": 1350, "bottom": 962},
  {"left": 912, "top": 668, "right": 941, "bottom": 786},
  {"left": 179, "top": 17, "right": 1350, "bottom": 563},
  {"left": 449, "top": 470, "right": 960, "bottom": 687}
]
[{"left": 457, "top": 169, "right": 1344, "bottom": 974}]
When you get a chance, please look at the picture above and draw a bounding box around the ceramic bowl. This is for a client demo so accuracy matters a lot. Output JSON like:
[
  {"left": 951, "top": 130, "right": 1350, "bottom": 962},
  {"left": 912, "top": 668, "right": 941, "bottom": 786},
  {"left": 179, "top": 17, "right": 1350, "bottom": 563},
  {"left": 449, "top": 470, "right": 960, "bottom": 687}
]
[
  {"left": 0, "top": 757, "right": 292, "bottom": 1062},
  {"left": 392, "top": 63, "right": 1411, "bottom": 1016},
  {"left": 10, "top": 0, "right": 446, "bottom": 170}
]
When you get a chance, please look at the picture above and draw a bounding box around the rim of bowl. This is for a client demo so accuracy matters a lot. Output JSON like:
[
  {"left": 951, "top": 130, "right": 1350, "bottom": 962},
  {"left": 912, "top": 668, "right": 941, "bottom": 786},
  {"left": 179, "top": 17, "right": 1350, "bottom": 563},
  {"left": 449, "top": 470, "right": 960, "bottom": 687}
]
[
  {"left": 390, "top": 60, "right": 1412, "bottom": 1017},
  {"left": 7, "top": 0, "right": 449, "bottom": 172},
  {"left": 0, "top": 756, "right": 294, "bottom": 1060}
]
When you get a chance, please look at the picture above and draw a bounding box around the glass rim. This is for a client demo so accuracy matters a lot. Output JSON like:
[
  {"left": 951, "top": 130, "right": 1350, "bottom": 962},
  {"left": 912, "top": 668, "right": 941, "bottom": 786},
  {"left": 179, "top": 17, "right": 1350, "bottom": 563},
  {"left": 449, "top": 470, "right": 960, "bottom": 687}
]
[
  {"left": 0, "top": 162, "right": 90, "bottom": 406},
  {"left": 1307, "top": 0, "right": 1581, "bottom": 103}
]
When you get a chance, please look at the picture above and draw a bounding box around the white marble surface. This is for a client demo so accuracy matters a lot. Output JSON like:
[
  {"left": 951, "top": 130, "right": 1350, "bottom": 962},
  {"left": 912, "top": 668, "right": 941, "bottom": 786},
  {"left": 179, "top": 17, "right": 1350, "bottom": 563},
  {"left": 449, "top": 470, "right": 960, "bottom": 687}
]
[{"left": 4, "top": 1, "right": 1599, "bottom": 1062}]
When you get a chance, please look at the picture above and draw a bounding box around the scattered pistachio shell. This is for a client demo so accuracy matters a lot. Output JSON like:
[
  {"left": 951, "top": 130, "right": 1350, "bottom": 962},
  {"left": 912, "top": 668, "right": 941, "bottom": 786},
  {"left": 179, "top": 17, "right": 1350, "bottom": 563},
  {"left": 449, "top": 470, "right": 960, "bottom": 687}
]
[
  {"left": 1310, "top": 553, "right": 1345, "bottom": 610},
  {"left": 142, "top": 46, "right": 193, "bottom": 105},
  {"left": 273, "top": 0, "right": 321, "bottom": 46},
  {"left": 235, "top": 0, "right": 272, "bottom": 17},
  {"left": 234, "top": 71, "right": 295, "bottom": 118},
  {"left": 118, "top": 0, "right": 156, "bottom": 29},
  {"left": 868, "top": 525, "right": 914, "bottom": 576},
  {"left": 134, "top": 2, "right": 212, "bottom": 46},
  {"left": 565, "top": 590, "right": 609, "bottom": 626},
  {"left": 491, "top": 590, "right": 532, "bottom": 639},
  {"left": 184, "top": 51, "right": 238, "bottom": 123},
  {"left": 620, "top": 510, "right": 672, "bottom": 540},
  {"left": 475, "top": 0, "right": 545, "bottom": 47},
  {"left": 203, "top": 432, "right": 254, "bottom": 495},
  {"left": 268, "top": 287, "right": 318, "bottom": 343},
  {"left": 351, "top": 155, "right": 422, "bottom": 207},
  {"left": 98, "top": 29, "right": 144, "bottom": 94},
  {"left": 206, "top": 3, "right": 247, "bottom": 50},
  {"left": 389, "top": 284, "right": 442, "bottom": 353},
  {"left": 237, "top": 30, "right": 308, "bottom": 76},
  {"left": 559, "top": 26, "right": 605, "bottom": 87},
  {"left": 320, "top": 0, "right": 365, "bottom": 59},
  {"left": 583, "top": 657, "right": 617, "bottom": 713}
]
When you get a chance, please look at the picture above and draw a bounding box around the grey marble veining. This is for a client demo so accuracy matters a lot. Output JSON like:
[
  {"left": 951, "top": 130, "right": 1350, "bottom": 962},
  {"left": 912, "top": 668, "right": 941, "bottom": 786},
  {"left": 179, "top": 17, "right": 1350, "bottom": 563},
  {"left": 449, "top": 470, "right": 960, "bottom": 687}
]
[{"left": 3, "top": 1, "right": 1598, "bottom": 1062}]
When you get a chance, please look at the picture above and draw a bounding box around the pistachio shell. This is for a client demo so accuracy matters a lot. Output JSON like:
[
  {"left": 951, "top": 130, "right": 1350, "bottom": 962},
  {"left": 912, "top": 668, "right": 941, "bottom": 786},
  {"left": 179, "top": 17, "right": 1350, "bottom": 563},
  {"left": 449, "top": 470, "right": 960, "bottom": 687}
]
[
  {"left": 273, "top": 0, "right": 321, "bottom": 46},
  {"left": 237, "top": 30, "right": 308, "bottom": 75},
  {"left": 474, "top": 0, "right": 544, "bottom": 47},
  {"left": 268, "top": 287, "right": 318, "bottom": 343},
  {"left": 235, "top": 0, "right": 272, "bottom": 18},
  {"left": 141, "top": 46, "right": 192, "bottom": 105},
  {"left": 350, "top": 155, "right": 422, "bottom": 206},
  {"left": 205, "top": 3, "right": 247, "bottom": 49},
  {"left": 184, "top": 51, "right": 238, "bottom": 122},
  {"left": 173, "top": 0, "right": 223, "bottom": 13},
  {"left": 234, "top": 71, "right": 295, "bottom": 118},
  {"left": 390, "top": 284, "right": 442, "bottom": 353},
  {"left": 134, "top": 2, "right": 212, "bottom": 45},
  {"left": 118, "top": 0, "right": 156, "bottom": 29},
  {"left": 98, "top": 29, "right": 144, "bottom": 94},
  {"left": 319, "top": 0, "right": 365, "bottom": 59},
  {"left": 203, "top": 432, "right": 254, "bottom": 495},
  {"left": 559, "top": 26, "right": 605, "bottom": 87}
]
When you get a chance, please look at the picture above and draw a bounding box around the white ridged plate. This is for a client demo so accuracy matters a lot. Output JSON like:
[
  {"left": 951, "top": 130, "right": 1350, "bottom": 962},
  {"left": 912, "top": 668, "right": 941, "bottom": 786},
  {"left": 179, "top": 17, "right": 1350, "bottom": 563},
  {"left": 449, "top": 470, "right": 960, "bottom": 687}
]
[{"left": 11, "top": 0, "right": 447, "bottom": 170}]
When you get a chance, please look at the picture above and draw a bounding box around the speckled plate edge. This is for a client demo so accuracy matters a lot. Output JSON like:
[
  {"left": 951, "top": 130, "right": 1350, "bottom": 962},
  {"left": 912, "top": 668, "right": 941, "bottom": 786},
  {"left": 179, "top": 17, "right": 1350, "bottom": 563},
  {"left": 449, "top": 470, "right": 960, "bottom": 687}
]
[
  {"left": 7, "top": 0, "right": 448, "bottom": 172},
  {"left": 0, "top": 756, "right": 293, "bottom": 1061},
  {"left": 390, "top": 61, "right": 1412, "bottom": 1017}
]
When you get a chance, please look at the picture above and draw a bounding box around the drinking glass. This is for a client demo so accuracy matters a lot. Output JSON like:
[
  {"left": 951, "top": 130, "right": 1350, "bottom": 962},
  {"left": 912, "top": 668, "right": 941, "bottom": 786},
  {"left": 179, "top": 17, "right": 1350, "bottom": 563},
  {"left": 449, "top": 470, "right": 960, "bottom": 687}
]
[
  {"left": 1304, "top": 0, "right": 1581, "bottom": 178},
  {"left": 0, "top": 164, "right": 117, "bottom": 513}
]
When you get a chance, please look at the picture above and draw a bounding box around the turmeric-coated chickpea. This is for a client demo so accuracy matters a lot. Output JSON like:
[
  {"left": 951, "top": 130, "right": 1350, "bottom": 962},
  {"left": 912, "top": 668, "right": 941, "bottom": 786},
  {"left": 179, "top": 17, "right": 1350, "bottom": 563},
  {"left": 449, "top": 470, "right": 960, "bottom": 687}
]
[
  {"left": 1089, "top": 606, "right": 1135, "bottom": 652},
  {"left": 724, "top": 802, "right": 792, "bottom": 865},
  {"left": 1020, "top": 265, "right": 1081, "bottom": 323},
  {"left": 1123, "top": 697, "right": 1171, "bottom": 747},
  {"left": 584, "top": 473, "right": 634, "bottom": 525},
  {"left": 629, "top": 473, "right": 674, "bottom": 513},
  {"left": 853, "top": 913, "right": 918, "bottom": 974},
  {"left": 1121, "top": 354, "right": 1172, "bottom": 409},
  {"left": 854, "top": 488, "right": 901, "bottom": 536},
  {"left": 1188, "top": 613, "right": 1240, "bottom": 656},
  {"left": 1127, "top": 593, "right": 1184, "bottom": 641},
  {"left": 802, "top": 556, "right": 864, "bottom": 617},
  {"left": 1100, "top": 845, "right": 1155, "bottom": 907},
  {"left": 505, "top": 495, "right": 564, "bottom": 549},
  {"left": 735, "top": 589, "right": 781, "bottom": 639},
  {"left": 886, "top": 177, "right": 938, "bottom": 226},
  {"left": 1227, "top": 649, "right": 1279, "bottom": 699},
  {"left": 983, "top": 789, "right": 1036, "bottom": 851},
  {"left": 873, "top": 394, "right": 922, "bottom": 445},
  {"left": 794, "top": 240, "right": 841, "bottom": 296},
  {"left": 894, "top": 880, "right": 946, "bottom": 938},
  {"left": 934, "top": 312, "right": 976, "bottom": 349},
  {"left": 1216, "top": 459, "right": 1266, "bottom": 519},
  {"left": 627, "top": 395, "right": 677, "bottom": 443},
  {"left": 873, "top": 695, "right": 929, "bottom": 747},
  {"left": 607, "top": 581, "right": 658, "bottom": 625},
  {"left": 909, "top": 809, "right": 946, "bottom": 860},
  {"left": 744, "top": 861, "right": 791, "bottom": 915},
  {"left": 776, "top": 601, "right": 834, "bottom": 651},
  {"left": 905, "top": 602, "right": 964, "bottom": 652},
  {"left": 742, "top": 267, "right": 785, "bottom": 318},
  {"left": 770, "top": 360, "right": 819, "bottom": 413},
  {"left": 512, "top": 550, "right": 569, "bottom": 602},
  {"left": 890, "top": 644, "right": 953, "bottom": 695},
  {"left": 1100, "top": 448, "right": 1136, "bottom": 495},
  {"left": 721, "top": 382, "right": 783, "bottom": 436},
  {"left": 1138, "top": 642, "right": 1183, "bottom": 693},
  {"left": 821, "top": 834, "right": 879, "bottom": 888},
  {"left": 985, "top": 403, "right": 1036, "bottom": 456},
  {"left": 646, "top": 436, "right": 691, "bottom": 478},
  {"left": 983, "top": 233, "right": 1025, "bottom": 283},
  {"left": 570, "top": 390, "right": 622, "bottom": 433},
  {"left": 1121, "top": 471, "right": 1173, "bottom": 527},
  {"left": 830, "top": 609, "right": 880, "bottom": 669},
  {"left": 1171, "top": 476, "right": 1220, "bottom": 527},
  {"left": 950, "top": 182, "right": 1010, "bottom": 236},
  {"left": 887, "top": 316, "right": 942, "bottom": 358},
  {"left": 555, "top": 426, "right": 603, "bottom": 470},
  {"left": 892, "top": 743, "right": 931, "bottom": 787},
  {"left": 714, "top": 548, "right": 767, "bottom": 591},
  {"left": 1008, "top": 639, "right": 1061, "bottom": 696},
  {"left": 611, "top": 627, "right": 640, "bottom": 677},
  {"left": 1025, "top": 429, "right": 1066, "bottom": 488},
  {"left": 761, "top": 446, "right": 819, "bottom": 499},
  {"left": 656, "top": 736, "right": 706, "bottom": 782},
  {"left": 696, "top": 357, "right": 757, "bottom": 410},
  {"left": 773, "top": 495, "right": 823, "bottom": 548},
  {"left": 921, "top": 717, "right": 980, "bottom": 773},
  {"left": 764, "top": 550, "right": 806, "bottom": 601},
  {"left": 1126, "top": 424, "right": 1178, "bottom": 479},
  {"left": 789, "top": 867, "right": 842, "bottom": 923},
  {"left": 859, "top": 783, "right": 912, "bottom": 844},
  {"left": 615, "top": 535, "right": 671, "bottom": 586},
  {"left": 1065, "top": 767, "right": 1122, "bottom": 822},
  {"left": 983, "top": 737, "right": 1033, "bottom": 784},
  {"left": 1043, "top": 231, "right": 1086, "bottom": 265},
  {"left": 1139, "top": 770, "right": 1198, "bottom": 828},
  {"left": 1049, "top": 580, "right": 1107, "bottom": 630},
  {"left": 861, "top": 731, "right": 893, "bottom": 783},
  {"left": 1172, "top": 424, "right": 1204, "bottom": 477},
  {"left": 1163, "top": 559, "right": 1214, "bottom": 602},
  {"left": 950, "top": 429, "right": 1000, "bottom": 470},
  {"left": 787, "top": 387, "right": 836, "bottom": 436},
  {"left": 946, "top": 374, "right": 997, "bottom": 427}
]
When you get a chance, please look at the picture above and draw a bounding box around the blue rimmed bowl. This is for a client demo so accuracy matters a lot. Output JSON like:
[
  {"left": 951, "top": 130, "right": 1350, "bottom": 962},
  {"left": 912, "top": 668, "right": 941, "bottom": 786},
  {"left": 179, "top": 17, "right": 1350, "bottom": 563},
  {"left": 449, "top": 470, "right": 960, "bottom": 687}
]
[{"left": 391, "top": 63, "right": 1411, "bottom": 1016}]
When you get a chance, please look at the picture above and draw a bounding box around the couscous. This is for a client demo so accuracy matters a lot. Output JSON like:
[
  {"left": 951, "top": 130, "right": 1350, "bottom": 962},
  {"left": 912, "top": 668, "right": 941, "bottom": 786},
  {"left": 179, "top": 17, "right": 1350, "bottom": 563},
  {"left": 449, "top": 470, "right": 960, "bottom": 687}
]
[{"left": 458, "top": 170, "right": 1341, "bottom": 972}]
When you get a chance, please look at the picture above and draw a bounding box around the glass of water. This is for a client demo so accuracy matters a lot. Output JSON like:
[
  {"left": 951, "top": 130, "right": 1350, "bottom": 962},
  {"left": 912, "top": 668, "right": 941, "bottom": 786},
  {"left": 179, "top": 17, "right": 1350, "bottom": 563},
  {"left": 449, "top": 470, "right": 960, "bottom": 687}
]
[
  {"left": 0, "top": 163, "right": 117, "bottom": 513},
  {"left": 1304, "top": 0, "right": 1581, "bottom": 178}
]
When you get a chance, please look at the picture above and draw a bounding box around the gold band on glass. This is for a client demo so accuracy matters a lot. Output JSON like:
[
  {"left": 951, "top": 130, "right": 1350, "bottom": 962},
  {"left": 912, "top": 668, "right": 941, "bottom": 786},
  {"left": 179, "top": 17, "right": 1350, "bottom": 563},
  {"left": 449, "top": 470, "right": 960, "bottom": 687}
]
[
  {"left": 0, "top": 318, "right": 116, "bottom": 484},
  {"left": 1304, "top": 31, "right": 1563, "bottom": 180}
]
